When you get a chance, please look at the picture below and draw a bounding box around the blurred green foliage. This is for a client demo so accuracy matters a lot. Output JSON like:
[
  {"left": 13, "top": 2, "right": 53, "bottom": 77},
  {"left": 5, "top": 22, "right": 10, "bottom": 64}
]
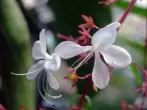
[
  {"left": 0, "top": 0, "right": 35, "bottom": 110},
  {"left": 129, "top": 64, "right": 142, "bottom": 86}
]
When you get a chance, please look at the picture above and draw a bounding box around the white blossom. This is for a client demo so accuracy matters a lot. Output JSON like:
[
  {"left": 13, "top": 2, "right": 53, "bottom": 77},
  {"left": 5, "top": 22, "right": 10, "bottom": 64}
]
[
  {"left": 12, "top": 29, "right": 61, "bottom": 99},
  {"left": 28, "top": 29, "right": 61, "bottom": 90},
  {"left": 55, "top": 22, "right": 132, "bottom": 89}
]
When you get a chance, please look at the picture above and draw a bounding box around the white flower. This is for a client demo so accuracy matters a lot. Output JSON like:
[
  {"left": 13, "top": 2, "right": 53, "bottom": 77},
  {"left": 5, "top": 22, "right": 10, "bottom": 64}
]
[
  {"left": 11, "top": 29, "right": 61, "bottom": 99},
  {"left": 55, "top": 22, "right": 132, "bottom": 89},
  {"left": 28, "top": 29, "right": 61, "bottom": 91}
]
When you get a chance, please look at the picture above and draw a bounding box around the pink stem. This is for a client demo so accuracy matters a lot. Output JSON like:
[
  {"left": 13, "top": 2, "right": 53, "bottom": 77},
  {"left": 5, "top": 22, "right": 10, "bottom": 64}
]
[
  {"left": 118, "top": 0, "right": 137, "bottom": 24},
  {"left": 77, "top": 79, "right": 92, "bottom": 110},
  {"left": 78, "top": 74, "right": 91, "bottom": 80}
]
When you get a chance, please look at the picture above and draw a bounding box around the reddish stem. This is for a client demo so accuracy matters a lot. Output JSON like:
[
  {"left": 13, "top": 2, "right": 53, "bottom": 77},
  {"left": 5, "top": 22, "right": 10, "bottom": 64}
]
[
  {"left": 78, "top": 74, "right": 91, "bottom": 80},
  {"left": 77, "top": 79, "right": 92, "bottom": 109},
  {"left": 118, "top": 0, "right": 137, "bottom": 24}
]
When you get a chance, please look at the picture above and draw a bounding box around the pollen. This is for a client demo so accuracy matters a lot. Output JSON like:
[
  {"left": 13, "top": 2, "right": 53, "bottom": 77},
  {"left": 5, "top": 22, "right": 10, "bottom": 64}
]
[
  {"left": 87, "top": 20, "right": 93, "bottom": 25},
  {"left": 68, "top": 73, "right": 78, "bottom": 81},
  {"left": 87, "top": 18, "right": 95, "bottom": 27}
]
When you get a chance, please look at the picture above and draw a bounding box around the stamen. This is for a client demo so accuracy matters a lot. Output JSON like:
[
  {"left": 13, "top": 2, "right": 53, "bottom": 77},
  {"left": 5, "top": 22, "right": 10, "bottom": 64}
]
[
  {"left": 11, "top": 67, "right": 43, "bottom": 76},
  {"left": 78, "top": 74, "right": 91, "bottom": 80},
  {"left": 37, "top": 73, "right": 55, "bottom": 106},
  {"left": 42, "top": 72, "right": 62, "bottom": 99},
  {"left": 71, "top": 55, "right": 86, "bottom": 68},
  {"left": 68, "top": 73, "right": 78, "bottom": 81},
  {"left": 81, "top": 52, "right": 93, "bottom": 65},
  {"left": 74, "top": 49, "right": 95, "bottom": 71}
]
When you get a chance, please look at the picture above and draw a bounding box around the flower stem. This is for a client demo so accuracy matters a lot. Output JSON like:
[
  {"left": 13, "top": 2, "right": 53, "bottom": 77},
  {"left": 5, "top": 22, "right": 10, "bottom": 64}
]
[
  {"left": 118, "top": 0, "right": 137, "bottom": 24},
  {"left": 77, "top": 78, "right": 92, "bottom": 110}
]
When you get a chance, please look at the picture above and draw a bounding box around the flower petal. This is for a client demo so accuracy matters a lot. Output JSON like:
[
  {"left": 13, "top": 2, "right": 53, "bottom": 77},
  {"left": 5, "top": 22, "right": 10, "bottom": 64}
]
[
  {"left": 54, "top": 41, "right": 92, "bottom": 59},
  {"left": 26, "top": 60, "right": 44, "bottom": 80},
  {"left": 92, "top": 22, "right": 121, "bottom": 49},
  {"left": 47, "top": 73, "right": 59, "bottom": 90},
  {"left": 32, "top": 41, "right": 46, "bottom": 60},
  {"left": 44, "top": 53, "right": 61, "bottom": 72},
  {"left": 92, "top": 52, "right": 110, "bottom": 89},
  {"left": 101, "top": 45, "right": 132, "bottom": 68},
  {"left": 51, "top": 53, "right": 61, "bottom": 71},
  {"left": 39, "top": 29, "right": 46, "bottom": 53}
]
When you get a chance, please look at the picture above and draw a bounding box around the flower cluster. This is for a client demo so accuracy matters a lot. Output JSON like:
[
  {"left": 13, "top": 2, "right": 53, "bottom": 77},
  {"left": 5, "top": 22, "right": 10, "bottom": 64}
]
[
  {"left": 12, "top": 16, "right": 132, "bottom": 98},
  {"left": 11, "top": 14, "right": 132, "bottom": 109}
]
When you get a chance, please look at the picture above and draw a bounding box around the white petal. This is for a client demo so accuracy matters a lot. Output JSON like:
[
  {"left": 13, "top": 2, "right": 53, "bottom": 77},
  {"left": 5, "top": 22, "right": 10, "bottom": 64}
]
[
  {"left": 92, "top": 22, "right": 121, "bottom": 49},
  {"left": 51, "top": 53, "right": 61, "bottom": 71},
  {"left": 26, "top": 60, "right": 44, "bottom": 80},
  {"left": 101, "top": 45, "right": 132, "bottom": 68},
  {"left": 44, "top": 53, "right": 61, "bottom": 72},
  {"left": 39, "top": 29, "right": 46, "bottom": 52},
  {"left": 47, "top": 73, "right": 59, "bottom": 90},
  {"left": 54, "top": 41, "right": 92, "bottom": 59},
  {"left": 32, "top": 41, "right": 46, "bottom": 60},
  {"left": 92, "top": 52, "right": 110, "bottom": 89}
]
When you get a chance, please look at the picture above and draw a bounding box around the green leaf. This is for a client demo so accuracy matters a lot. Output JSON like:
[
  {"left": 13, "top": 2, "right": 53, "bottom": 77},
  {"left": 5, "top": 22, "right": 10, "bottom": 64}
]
[
  {"left": 129, "top": 64, "right": 142, "bottom": 86},
  {"left": 115, "top": 1, "right": 147, "bottom": 17}
]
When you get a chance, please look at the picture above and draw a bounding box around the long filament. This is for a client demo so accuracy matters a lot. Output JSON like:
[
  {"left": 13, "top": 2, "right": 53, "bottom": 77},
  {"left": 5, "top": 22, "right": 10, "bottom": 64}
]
[
  {"left": 37, "top": 73, "right": 54, "bottom": 106},
  {"left": 11, "top": 67, "right": 43, "bottom": 76},
  {"left": 42, "top": 72, "right": 62, "bottom": 99},
  {"left": 71, "top": 55, "right": 85, "bottom": 68},
  {"left": 74, "top": 49, "right": 95, "bottom": 71}
]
